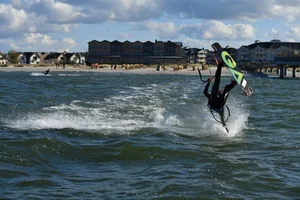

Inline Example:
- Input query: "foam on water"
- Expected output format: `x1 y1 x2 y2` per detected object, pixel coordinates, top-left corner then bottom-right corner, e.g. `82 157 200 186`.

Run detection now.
58 74 80 76
3 77 250 138
30 72 80 77
204 97 249 138
179 94 250 139
225 100 249 137
5 103 161 132
30 72 52 76
4 83 174 133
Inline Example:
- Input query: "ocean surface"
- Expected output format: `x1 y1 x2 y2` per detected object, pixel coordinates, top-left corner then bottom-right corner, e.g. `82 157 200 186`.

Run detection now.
0 70 299 199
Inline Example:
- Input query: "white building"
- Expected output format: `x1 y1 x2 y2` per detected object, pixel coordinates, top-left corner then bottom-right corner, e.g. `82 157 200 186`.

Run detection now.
19 52 41 64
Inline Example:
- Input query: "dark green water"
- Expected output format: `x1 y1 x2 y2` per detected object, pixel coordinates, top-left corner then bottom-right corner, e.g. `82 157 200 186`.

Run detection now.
0 71 299 199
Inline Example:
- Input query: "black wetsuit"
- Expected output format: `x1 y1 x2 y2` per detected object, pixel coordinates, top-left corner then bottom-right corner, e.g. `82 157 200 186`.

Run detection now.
45 69 50 75
203 63 236 123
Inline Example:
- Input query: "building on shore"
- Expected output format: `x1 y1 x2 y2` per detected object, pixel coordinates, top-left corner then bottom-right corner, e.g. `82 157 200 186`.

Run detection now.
43 52 65 65
12 52 87 65
0 51 8 64
204 40 300 72
235 39 300 77
182 47 208 65
236 39 300 64
87 40 184 65
19 52 41 64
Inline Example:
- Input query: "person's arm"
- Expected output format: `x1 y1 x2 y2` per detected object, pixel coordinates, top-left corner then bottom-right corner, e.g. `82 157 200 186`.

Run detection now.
203 81 211 98
217 60 224 68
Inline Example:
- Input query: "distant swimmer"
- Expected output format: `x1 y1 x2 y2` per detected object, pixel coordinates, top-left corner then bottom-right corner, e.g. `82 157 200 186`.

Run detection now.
44 69 50 75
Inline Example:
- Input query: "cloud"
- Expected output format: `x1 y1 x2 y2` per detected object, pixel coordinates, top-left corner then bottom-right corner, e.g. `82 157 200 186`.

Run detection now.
140 20 257 41
265 28 279 39
193 20 257 40
12 0 83 23
268 1 300 22
22 33 77 52
11 0 299 24
25 33 56 45
4 1 300 30
0 4 29 38
286 26 300 41
52 0 300 22
0 34 72 52
181 38 204 48
0 2 78 39
116 32 131 41
0 38 19 51
7 0 300 27
137 22 179 39
169 0 300 22
58 0 161 23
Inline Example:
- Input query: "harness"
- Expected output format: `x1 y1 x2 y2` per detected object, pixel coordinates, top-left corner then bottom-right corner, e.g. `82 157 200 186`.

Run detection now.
209 105 231 126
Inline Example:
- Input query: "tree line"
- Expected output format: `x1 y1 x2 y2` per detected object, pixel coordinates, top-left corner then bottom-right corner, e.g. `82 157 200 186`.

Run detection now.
4 50 19 64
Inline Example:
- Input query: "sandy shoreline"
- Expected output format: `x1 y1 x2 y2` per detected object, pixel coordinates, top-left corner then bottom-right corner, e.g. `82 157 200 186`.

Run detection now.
0 65 230 76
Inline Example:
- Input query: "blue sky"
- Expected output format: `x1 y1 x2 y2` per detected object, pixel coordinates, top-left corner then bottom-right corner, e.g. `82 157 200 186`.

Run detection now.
1 0 300 53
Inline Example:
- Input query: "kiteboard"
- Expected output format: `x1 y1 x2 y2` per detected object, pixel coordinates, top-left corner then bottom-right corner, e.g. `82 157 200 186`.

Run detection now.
211 42 253 96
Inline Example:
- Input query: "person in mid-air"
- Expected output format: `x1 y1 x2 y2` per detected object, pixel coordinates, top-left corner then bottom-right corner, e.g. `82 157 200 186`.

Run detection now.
44 68 50 75
203 61 237 125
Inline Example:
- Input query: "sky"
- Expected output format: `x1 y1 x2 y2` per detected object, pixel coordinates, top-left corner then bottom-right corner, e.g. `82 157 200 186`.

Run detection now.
1 0 300 53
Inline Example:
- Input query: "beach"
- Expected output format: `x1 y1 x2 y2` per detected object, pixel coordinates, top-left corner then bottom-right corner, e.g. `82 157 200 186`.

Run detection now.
0 65 230 76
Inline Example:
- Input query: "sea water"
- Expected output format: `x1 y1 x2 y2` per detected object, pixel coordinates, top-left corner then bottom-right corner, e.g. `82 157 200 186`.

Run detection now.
0 71 299 199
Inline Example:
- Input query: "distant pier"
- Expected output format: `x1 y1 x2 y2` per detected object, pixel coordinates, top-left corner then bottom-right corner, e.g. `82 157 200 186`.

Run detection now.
241 60 300 78
258 65 299 78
